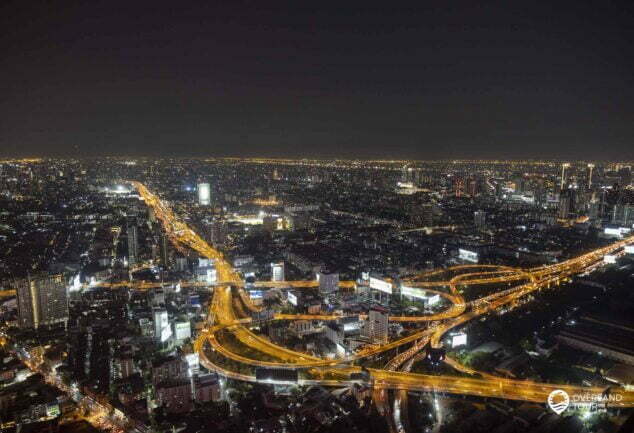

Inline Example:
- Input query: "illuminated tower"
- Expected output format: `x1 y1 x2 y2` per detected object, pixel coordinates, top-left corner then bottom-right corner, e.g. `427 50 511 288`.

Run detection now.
197 182 211 206
560 163 570 190
587 164 594 189
127 214 139 267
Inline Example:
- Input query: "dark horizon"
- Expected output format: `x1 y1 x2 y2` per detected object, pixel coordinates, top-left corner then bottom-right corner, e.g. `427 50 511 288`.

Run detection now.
2 1 634 160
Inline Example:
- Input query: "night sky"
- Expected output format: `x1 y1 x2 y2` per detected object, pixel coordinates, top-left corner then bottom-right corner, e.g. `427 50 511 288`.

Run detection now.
2 1 633 160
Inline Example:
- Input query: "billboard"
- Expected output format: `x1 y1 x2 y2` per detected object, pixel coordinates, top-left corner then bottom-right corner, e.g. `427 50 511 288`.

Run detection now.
427 294 441 306
451 333 467 348
249 290 263 299
458 248 479 263
604 254 617 264
625 245 634 254
369 277 392 294
401 285 426 300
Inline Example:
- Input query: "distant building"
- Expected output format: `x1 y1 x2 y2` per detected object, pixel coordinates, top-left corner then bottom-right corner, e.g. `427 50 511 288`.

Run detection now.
412 203 434 227
127 214 139 267
289 320 320 338
474 210 486 229
113 357 135 379
363 306 389 344
173 320 191 342
152 356 188 385
197 183 211 206
317 270 339 295
15 274 68 329
558 188 575 219
271 262 285 282
210 219 228 248
153 308 171 342
155 380 192 413
194 374 221 403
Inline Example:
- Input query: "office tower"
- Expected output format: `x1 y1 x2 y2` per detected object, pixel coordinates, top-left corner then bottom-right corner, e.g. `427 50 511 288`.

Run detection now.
16 274 69 329
513 176 525 193
474 210 487 229
210 219 228 248
453 177 464 197
558 188 575 219
160 231 170 268
587 164 595 189
561 163 570 189
127 214 139 267
197 182 211 205
619 166 632 187
363 306 389 344
154 308 172 342
411 203 433 227
317 270 339 295
271 262 285 282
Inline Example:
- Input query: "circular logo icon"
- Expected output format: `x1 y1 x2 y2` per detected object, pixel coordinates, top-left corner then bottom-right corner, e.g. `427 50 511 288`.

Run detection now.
547 389 570 415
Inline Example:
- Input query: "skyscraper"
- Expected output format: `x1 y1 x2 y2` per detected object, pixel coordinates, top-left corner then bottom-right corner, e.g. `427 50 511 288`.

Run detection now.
474 210 487 229
127 214 139 267
558 188 575 219
160 231 170 269
363 306 389 344
271 262 285 282
197 183 211 206
210 219 228 249
561 163 570 190
16 274 69 329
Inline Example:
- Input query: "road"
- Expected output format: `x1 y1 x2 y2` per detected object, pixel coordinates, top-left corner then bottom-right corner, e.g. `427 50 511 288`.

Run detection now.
131 181 634 412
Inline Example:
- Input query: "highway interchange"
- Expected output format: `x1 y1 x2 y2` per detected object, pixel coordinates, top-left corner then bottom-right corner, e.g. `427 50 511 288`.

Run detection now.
131 181 634 424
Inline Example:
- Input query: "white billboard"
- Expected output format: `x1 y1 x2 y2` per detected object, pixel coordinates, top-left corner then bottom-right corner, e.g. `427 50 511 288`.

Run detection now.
369 277 392 294
451 333 467 348
625 245 634 254
249 290 263 299
401 285 426 300
427 294 441 306
459 248 479 263
604 254 617 264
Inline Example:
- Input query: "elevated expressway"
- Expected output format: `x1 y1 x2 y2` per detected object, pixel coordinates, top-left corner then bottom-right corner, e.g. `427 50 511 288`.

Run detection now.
131 181 634 410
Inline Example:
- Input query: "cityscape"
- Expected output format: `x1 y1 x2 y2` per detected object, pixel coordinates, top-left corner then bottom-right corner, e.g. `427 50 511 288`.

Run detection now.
2 2 634 433
0 158 633 433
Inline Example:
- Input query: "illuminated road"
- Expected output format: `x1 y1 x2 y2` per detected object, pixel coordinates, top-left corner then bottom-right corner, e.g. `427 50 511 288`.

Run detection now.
131 182 634 410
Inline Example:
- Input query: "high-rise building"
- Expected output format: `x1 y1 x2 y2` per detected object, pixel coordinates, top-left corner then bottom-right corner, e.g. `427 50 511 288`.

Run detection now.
317 270 339 295
154 308 172 342
127 214 138 267
197 183 211 206
210 219 228 249
15 274 69 329
587 164 595 189
412 203 433 227
558 188 575 219
271 262 285 282
474 210 486 229
618 166 632 188
160 231 170 269
561 163 570 190
363 306 389 344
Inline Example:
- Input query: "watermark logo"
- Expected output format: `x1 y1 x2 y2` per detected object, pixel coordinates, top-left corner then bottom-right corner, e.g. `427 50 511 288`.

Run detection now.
548 389 570 415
